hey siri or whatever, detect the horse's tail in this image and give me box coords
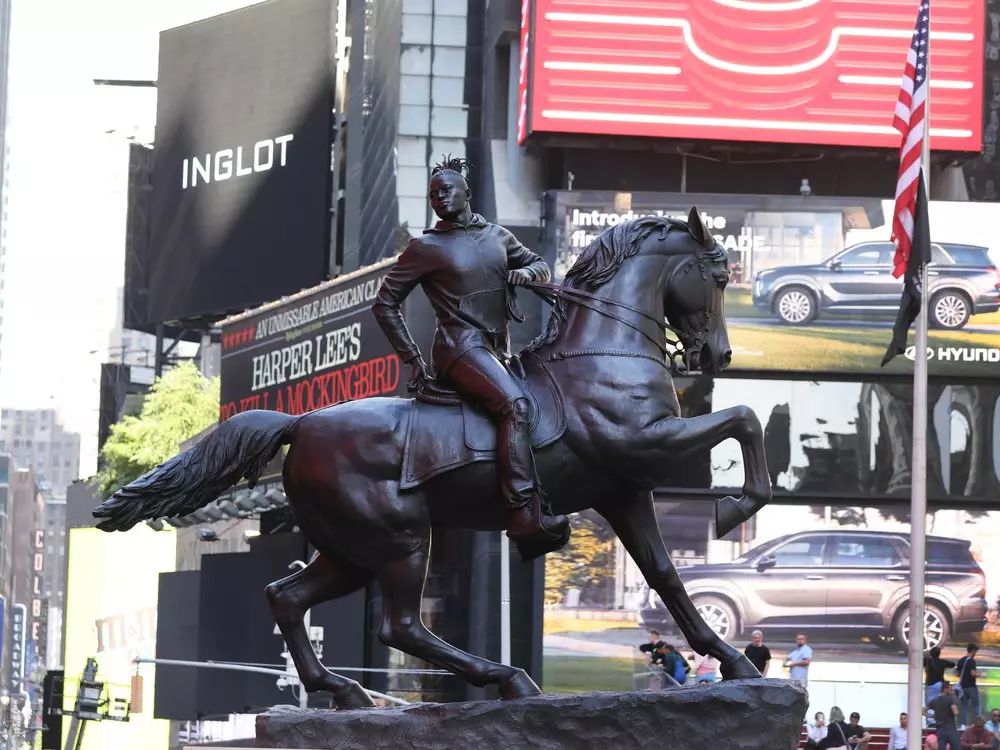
[92,410,299,532]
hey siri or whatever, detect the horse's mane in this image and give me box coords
[522,216,689,355]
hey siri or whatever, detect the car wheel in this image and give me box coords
[774,286,818,325]
[693,596,738,642]
[895,603,950,650]
[930,291,971,330]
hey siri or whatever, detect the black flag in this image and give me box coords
[882,170,931,367]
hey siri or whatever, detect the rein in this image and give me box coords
[522,254,718,375]
[524,282,678,355]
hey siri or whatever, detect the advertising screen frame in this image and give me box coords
[147,0,334,326]
[518,0,986,152]
[218,257,406,421]
[62,526,177,750]
[542,189,1000,379]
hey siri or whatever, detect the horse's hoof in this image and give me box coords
[720,655,762,681]
[332,681,377,710]
[499,670,542,700]
[715,496,748,538]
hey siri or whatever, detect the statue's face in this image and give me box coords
[428,172,470,221]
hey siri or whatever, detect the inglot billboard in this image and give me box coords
[146,0,333,325]
[544,191,1000,377]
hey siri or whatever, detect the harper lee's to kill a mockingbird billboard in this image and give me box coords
[147,0,333,326]
[218,259,406,421]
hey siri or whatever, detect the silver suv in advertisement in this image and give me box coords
[640,530,987,649]
[751,242,1000,329]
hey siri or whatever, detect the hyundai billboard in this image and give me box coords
[542,374,1000,722]
[544,190,1000,377]
[518,0,986,151]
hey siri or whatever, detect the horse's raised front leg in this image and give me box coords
[601,492,761,680]
[266,553,376,709]
[376,530,541,700]
[652,405,771,537]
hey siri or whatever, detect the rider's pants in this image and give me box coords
[446,346,536,508]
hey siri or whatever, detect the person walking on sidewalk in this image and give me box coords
[956,644,982,729]
[926,646,956,704]
[784,632,813,686]
[925,681,961,750]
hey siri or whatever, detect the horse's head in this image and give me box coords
[663,207,732,376]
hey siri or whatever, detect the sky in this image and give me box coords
[0,0,264,475]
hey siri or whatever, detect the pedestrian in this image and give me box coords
[744,629,771,677]
[822,706,850,750]
[661,644,689,685]
[956,644,982,729]
[888,713,908,750]
[806,711,828,749]
[784,632,813,686]
[638,630,668,667]
[983,709,1000,750]
[692,651,719,684]
[924,681,960,750]
[960,715,993,749]
[844,712,871,750]
[925,646,955,704]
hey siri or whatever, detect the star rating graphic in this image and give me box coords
[223,324,256,350]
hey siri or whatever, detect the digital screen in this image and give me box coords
[545,190,1000,377]
[520,0,985,151]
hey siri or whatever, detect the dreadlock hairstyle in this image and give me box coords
[431,154,473,179]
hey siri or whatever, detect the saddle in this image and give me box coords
[399,359,567,490]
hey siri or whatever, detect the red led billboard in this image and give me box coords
[519,0,985,151]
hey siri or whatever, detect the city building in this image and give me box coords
[42,495,65,669]
[65,0,998,742]
[0,457,46,698]
[0,409,81,498]
[0,0,12,380]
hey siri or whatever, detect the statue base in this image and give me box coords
[255,679,808,749]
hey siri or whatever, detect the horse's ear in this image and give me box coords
[687,207,714,249]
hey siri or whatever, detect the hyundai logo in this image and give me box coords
[904,346,935,361]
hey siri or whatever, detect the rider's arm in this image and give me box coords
[373,240,427,363]
[502,229,551,283]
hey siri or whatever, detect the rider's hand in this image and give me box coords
[406,356,430,392]
[508,268,532,287]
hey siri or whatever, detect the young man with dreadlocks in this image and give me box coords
[373,156,570,559]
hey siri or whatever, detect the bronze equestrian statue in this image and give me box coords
[373,157,569,561]
[93,163,772,709]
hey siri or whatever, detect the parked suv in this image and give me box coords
[751,242,1000,329]
[639,530,987,649]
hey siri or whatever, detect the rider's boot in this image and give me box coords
[507,493,570,560]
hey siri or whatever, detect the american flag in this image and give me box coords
[890,1,930,279]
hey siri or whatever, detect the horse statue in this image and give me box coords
[93,207,772,709]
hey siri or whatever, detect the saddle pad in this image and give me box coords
[400,362,566,490]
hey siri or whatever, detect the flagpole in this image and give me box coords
[907,6,931,750]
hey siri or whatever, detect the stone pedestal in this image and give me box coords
[256,678,808,749]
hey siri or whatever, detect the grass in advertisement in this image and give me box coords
[725,289,1000,375]
[543,655,636,694]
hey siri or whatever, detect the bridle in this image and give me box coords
[522,250,723,376]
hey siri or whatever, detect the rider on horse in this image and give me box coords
[373,156,571,557]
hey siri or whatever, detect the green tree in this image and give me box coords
[544,515,616,606]
[96,362,220,497]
